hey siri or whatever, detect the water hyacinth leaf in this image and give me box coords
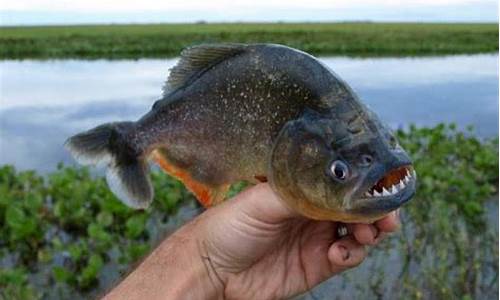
[78,254,104,288]
[68,243,85,261]
[25,193,44,209]
[0,268,28,285]
[5,205,27,228]
[127,243,150,262]
[0,268,39,300]
[88,254,104,271]
[53,266,73,283]
[125,214,148,239]
[96,211,113,227]
[87,223,112,245]
[99,194,133,216]
[5,205,37,239]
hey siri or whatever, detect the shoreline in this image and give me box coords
[1,22,498,59]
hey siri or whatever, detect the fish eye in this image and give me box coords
[359,154,373,167]
[330,160,349,181]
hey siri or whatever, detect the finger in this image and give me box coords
[351,223,379,245]
[374,209,400,233]
[328,236,366,274]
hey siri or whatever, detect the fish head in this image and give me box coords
[269,108,416,223]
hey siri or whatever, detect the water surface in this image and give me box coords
[0,54,498,172]
[0,54,497,299]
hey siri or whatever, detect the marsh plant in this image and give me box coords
[0,23,497,59]
[0,124,498,299]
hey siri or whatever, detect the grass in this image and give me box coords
[0,22,498,59]
[0,124,498,299]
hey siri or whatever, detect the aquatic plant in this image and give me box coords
[0,164,192,298]
[395,124,498,299]
[308,124,498,299]
[0,124,497,299]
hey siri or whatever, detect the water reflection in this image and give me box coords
[0,54,498,172]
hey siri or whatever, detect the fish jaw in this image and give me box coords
[348,165,417,217]
[268,115,417,223]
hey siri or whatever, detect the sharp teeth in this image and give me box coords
[390,185,398,194]
[406,169,411,178]
[373,190,382,197]
[398,180,406,190]
[364,191,372,197]
[382,187,391,196]
[403,175,410,184]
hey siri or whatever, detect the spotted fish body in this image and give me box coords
[66,43,416,223]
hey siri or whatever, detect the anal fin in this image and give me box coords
[150,149,229,207]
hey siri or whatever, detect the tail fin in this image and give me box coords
[64,122,153,209]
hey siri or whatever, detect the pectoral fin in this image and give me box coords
[150,149,229,207]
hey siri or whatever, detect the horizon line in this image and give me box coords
[2,20,498,28]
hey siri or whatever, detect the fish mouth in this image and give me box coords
[351,165,416,215]
[363,165,416,199]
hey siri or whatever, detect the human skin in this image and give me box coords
[104,183,400,299]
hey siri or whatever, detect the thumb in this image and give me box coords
[229,183,299,224]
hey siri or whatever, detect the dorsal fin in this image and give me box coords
[162,43,248,97]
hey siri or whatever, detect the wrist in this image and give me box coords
[164,221,225,299]
[105,219,224,300]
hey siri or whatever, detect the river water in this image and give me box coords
[0,54,498,172]
[0,54,498,299]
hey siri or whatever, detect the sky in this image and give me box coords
[0,0,498,25]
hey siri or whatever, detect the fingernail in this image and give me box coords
[337,245,350,261]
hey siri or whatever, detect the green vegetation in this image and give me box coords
[0,22,498,59]
[0,124,498,299]
[340,124,499,299]
[0,166,193,299]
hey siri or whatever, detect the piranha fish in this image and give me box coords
[65,43,416,223]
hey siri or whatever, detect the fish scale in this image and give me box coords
[65,43,416,222]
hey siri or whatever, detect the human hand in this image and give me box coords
[106,183,400,300]
[195,183,400,299]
